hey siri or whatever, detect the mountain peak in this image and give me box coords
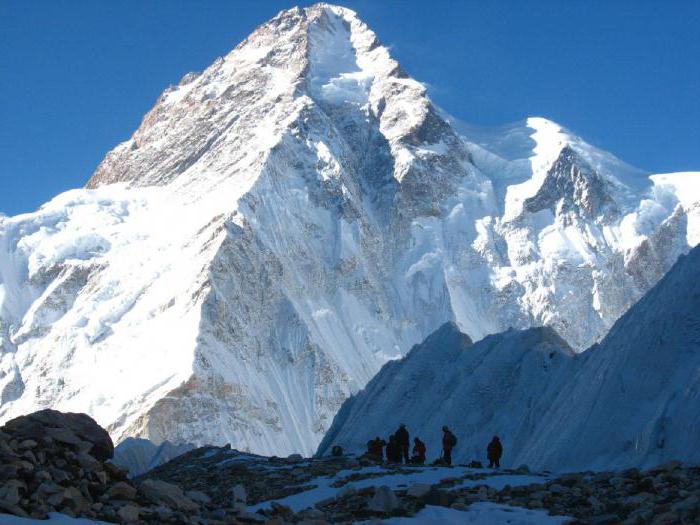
[86,2,442,191]
[3,2,699,459]
[523,145,619,220]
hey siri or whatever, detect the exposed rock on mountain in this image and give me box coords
[1,3,699,456]
[523,146,618,220]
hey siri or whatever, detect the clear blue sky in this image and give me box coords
[1,0,699,216]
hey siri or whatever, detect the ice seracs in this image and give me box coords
[1,3,699,456]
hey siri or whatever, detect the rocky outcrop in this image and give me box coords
[2,409,114,461]
[0,410,243,523]
[523,146,618,221]
[463,462,700,524]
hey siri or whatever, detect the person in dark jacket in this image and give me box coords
[366,438,374,457]
[395,424,410,464]
[366,437,383,461]
[373,437,387,461]
[442,426,457,465]
[487,436,503,468]
[411,437,426,464]
[386,434,400,464]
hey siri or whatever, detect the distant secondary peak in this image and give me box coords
[413,321,473,354]
[524,145,618,220]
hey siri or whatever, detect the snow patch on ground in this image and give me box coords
[251,465,548,513]
[381,503,570,524]
[0,513,109,525]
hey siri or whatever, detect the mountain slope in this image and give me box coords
[317,322,579,463]
[1,3,699,456]
[319,244,700,471]
[527,244,700,471]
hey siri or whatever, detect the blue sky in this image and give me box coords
[1,0,698,216]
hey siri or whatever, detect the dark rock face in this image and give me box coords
[3,409,114,461]
[524,146,618,220]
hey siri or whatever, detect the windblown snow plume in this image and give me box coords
[1,4,699,455]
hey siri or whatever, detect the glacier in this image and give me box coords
[1,3,699,456]
[318,243,700,472]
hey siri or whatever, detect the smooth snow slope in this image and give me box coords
[527,243,700,471]
[317,322,579,464]
[1,3,699,456]
[319,245,700,471]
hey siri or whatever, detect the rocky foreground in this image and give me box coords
[1,411,699,524]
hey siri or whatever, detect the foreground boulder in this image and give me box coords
[0,409,222,523]
[3,409,114,461]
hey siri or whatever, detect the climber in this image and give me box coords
[365,439,375,460]
[487,436,503,468]
[386,434,400,463]
[369,436,386,461]
[411,437,426,465]
[442,426,457,466]
[395,423,410,464]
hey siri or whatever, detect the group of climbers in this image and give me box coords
[361,425,503,468]
[366,424,427,465]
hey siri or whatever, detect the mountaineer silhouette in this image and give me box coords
[395,424,410,464]
[487,436,503,468]
[386,434,401,463]
[442,426,457,465]
[365,436,386,462]
[411,437,426,464]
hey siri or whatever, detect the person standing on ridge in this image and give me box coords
[487,436,503,468]
[386,434,399,464]
[442,426,457,466]
[411,437,426,464]
[395,424,410,464]
[372,436,386,462]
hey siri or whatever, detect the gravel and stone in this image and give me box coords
[2,410,699,524]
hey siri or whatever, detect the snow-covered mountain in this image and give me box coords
[1,3,699,456]
[318,244,700,471]
[316,322,579,465]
